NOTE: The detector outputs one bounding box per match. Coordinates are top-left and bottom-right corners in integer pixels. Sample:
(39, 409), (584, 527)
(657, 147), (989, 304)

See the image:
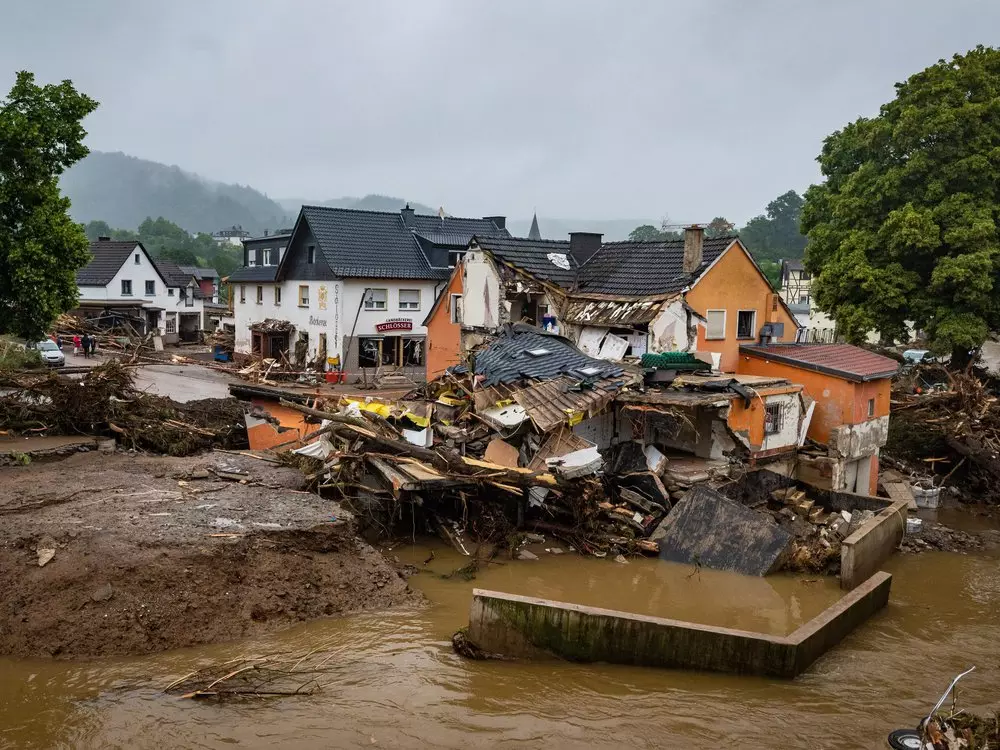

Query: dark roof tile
(76, 241), (141, 286)
(739, 343), (899, 382)
(228, 266), (279, 282)
(471, 236), (577, 287)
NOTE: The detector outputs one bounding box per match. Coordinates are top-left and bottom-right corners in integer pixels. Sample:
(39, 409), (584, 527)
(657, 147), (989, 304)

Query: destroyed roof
(465, 324), (624, 386)
(575, 237), (736, 296)
(298, 206), (509, 280)
(77, 240), (149, 286)
(250, 318), (295, 332)
(470, 236), (578, 288)
(740, 343), (900, 382)
(561, 296), (673, 326)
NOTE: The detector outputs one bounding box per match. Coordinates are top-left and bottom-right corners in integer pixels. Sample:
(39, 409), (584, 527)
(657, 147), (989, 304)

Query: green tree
(627, 224), (664, 242)
(0, 72), (98, 340)
(802, 46), (1000, 363)
(705, 216), (735, 239)
(739, 190), (807, 263)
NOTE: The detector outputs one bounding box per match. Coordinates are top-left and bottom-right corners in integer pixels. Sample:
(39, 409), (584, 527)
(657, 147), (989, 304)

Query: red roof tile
(739, 343), (899, 382)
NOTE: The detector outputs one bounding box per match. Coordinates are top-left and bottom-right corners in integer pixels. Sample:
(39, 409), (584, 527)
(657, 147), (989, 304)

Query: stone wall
(840, 499), (908, 591)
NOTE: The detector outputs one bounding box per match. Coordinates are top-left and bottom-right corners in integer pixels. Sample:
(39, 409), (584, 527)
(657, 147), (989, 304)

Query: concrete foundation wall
(468, 572), (891, 678)
(840, 499), (907, 591)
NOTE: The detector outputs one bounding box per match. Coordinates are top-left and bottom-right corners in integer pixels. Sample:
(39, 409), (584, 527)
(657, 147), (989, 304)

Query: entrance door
(318, 333), (327, 368)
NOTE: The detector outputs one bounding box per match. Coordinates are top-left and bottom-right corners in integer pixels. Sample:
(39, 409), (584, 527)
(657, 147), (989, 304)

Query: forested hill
(60, 151), (291, 235)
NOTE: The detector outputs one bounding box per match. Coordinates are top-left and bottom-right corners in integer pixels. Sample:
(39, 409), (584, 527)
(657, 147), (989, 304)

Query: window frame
(307, 245), (316, 264)
(256, 285), (263, 304)
(398, 288), (421, 311)
(764, 402), (783, 435)
(165, 312), (177, 334)
(274, 286), (281, 306)
(134, 253), (141, 265)
(364, 288), (388, 311)
(239, 285), (246, 304)
(868, 398), (876, 418)
(705, 309), (726, 340)
(736, 309), (757, 340)
(168, 288), (175, 297)
(121, 279), (133, 296)
(450, 293), (463, 324)
(144, 280), (155, 296)
(298, 284), (310, 307)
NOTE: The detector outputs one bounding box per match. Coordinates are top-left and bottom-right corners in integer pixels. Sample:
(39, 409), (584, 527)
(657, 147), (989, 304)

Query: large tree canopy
(802, 46), (1000, 357)
(0, 71), (97, 341)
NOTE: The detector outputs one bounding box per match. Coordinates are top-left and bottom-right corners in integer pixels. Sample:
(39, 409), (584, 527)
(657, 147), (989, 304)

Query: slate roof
(471, 236), (578, 288)
(466, 323), (624, 387)
(154, 260), (196, 288)
(298, 206), (508, 280)
(739, 343), (900, 382)
(179, 266), (220, 280)
(76, 241), (141, 285)
(228, 266), (279, 282)
(575, 236), (735, 296)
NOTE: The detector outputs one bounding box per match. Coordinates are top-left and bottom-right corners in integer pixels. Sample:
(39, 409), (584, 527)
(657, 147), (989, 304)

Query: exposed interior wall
(461, 252), (502, 329)
(425, 267), (464, 380)
(648, 300), (691, 353)
(684, 243), (798, 372)
(725, 385), (802, 454)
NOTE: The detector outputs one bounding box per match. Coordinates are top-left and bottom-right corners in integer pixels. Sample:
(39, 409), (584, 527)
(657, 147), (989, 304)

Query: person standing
(72, 334), (81, 356)
(82, 333), (91, 358)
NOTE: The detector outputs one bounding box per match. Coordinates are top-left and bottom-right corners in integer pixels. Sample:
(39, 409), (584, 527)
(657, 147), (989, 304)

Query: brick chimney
(484, 215), (506, 231)
(683, 224), (705, 274)
(97, 235), (111, 241)
(401, 203), (415, 228)
(569, 232), (603, 266)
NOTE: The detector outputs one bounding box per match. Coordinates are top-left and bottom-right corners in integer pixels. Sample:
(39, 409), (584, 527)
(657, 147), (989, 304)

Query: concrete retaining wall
(467, 572), (891, 678)
(840, 499), (907, 591)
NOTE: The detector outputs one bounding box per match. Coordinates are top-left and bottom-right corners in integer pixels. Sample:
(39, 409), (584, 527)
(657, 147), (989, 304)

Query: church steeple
(528, 212), (541, 240)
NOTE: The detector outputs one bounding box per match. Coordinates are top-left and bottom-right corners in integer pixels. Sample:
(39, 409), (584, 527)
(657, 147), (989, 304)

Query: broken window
(358, 337), (380, 368)
(764, 402), (783, 435)
(165, 312), (176, 334)
(365, 288), (387, 311)
(450, 294), (462, 324)
(737, 310), (756, 339)
(402, 337), (423, 366)
(706, 309), (725, 340)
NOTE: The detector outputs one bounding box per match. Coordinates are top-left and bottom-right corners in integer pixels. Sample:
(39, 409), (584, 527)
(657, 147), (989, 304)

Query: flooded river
(1, 543), (998, 749)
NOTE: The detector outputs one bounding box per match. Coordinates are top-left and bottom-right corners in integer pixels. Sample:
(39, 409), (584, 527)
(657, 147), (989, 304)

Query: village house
(424, 225), (799, 378)
(178, 265), (221, 303)
(228, 205), (509, 376)
(74, 238), (211, 343)
(736, 342), (899, 495)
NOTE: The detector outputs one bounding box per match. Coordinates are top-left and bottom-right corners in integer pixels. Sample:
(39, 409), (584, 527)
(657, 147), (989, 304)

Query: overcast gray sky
(1, 0), (996, 222)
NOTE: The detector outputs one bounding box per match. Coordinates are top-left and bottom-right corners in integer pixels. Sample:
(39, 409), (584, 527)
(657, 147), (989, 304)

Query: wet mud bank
(0, 452), (417, 658)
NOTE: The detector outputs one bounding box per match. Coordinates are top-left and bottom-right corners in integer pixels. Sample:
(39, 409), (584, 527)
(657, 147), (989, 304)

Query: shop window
(737, 310), (757, 340)
(403, 337), (423, 366)
(765, 402), (783, 435)
(399, 289), (420, 310)
(705, 309), (725, 339)
(365, 288), (388, 311)
(359, 337), (380, 368)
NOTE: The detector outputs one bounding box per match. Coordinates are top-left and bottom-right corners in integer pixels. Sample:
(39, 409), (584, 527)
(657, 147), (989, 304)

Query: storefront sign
(375, 318), (413, 332)
(309, 316), (328, 327)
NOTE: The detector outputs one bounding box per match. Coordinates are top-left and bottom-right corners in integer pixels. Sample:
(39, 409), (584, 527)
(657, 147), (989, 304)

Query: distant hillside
(278, 195), (436, 215)
(61, 151), (292, 234)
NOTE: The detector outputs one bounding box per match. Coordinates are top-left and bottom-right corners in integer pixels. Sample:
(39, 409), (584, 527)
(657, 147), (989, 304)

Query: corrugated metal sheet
(512, 375), (626, 432)
(561, 297), (676, 326)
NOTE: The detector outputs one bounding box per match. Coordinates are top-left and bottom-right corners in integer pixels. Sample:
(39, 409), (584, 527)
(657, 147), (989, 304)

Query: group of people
(71, 334), (97, 358)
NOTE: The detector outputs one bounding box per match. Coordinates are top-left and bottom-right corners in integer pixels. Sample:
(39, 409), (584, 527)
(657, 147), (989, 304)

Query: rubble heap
(0, 362), (247, 455)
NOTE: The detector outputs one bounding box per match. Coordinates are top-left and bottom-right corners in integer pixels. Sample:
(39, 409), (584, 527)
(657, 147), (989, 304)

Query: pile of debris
(887, 364), (1000, 503)
(52, 312), (153, 356)
(0, 362), (247, 455)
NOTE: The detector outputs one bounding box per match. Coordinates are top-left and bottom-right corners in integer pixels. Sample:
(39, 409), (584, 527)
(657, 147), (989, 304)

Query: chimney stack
(484, 215), (506, 231)
(683, 224), (705, 274)
(569, 232), (603, 266)
(97, 235), (111, 241)
(401, 203), (415, 227)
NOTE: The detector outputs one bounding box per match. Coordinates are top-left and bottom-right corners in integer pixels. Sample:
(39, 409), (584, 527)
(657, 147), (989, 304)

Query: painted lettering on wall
(318, 284), (328, 311)
(333, 283), (340, 345)
(375, 317), (413, 332)
(309, 316), (328, 327)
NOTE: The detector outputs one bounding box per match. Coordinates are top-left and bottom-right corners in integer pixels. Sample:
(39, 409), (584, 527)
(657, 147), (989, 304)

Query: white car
(30, 340), (65, 368)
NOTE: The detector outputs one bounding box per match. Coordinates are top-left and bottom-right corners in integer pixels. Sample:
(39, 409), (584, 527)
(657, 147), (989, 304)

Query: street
(61, 350), (235, 402)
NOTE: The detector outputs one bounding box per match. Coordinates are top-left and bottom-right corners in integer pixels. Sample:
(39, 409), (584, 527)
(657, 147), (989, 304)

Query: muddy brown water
(1, 543), (998, 749)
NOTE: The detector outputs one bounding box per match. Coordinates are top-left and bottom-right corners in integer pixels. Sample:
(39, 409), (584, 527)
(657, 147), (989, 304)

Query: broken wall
(649, 299), (693, 353)
(461, 252), (503, 330)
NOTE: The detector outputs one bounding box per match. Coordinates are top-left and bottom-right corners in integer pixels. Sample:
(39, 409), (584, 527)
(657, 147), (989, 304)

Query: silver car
(32, 339), (65, 367)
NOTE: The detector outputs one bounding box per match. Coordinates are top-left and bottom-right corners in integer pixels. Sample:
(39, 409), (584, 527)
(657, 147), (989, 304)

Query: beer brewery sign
(375, 317), (413, 333)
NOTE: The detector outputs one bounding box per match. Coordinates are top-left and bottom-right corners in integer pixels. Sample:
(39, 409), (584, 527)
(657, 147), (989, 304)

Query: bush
(0, 337), (43, 370)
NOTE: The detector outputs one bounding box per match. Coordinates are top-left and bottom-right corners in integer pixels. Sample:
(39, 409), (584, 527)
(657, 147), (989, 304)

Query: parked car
(29, 339), (65, 368)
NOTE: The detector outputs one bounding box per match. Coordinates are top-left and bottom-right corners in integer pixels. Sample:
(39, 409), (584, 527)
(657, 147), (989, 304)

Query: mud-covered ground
(0, 451), (417, 658)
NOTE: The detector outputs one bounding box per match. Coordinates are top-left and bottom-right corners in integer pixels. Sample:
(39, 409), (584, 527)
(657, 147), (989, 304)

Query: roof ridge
(302, 204), (496, 223)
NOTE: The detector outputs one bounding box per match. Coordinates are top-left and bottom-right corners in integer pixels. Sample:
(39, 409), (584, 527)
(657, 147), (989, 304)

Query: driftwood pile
(887, 365), (1000, 503)
(0, 362), (248, 455)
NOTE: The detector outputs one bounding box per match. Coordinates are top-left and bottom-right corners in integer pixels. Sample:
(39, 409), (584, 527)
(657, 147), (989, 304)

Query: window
(364, 288), (387, 311)
(358, 336), (425, 368)
(134, 253), (140, 265)
(868, 398), (876, 418)
(448, 250), (465, 268)
(264, 247), (277, 266)
(402, 337), (424, 366)
(307, 245), (316, 264)
(801, 271), (811, 281)
(798, 294), (810, 305)
(450, 293), (463, 324)
(165, 312), (177, 334)
(121, 279), (132, 296)
(736, 310), (757, 340)
(398, 289), (420, 311)
(764, 402), (783, 435)
(248, 248), (259, 267)
(256, 285), (263, 304)
(168, 288), (175, 297)
(274, 286), (282, 305)
(705, 309), (725, 340)
(298, 285), (310, 307)
(145, 280), (155, 296)
(358, 337), (380, 368)
(184, 286), (194, 307)
(239, 285), (246, 304)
